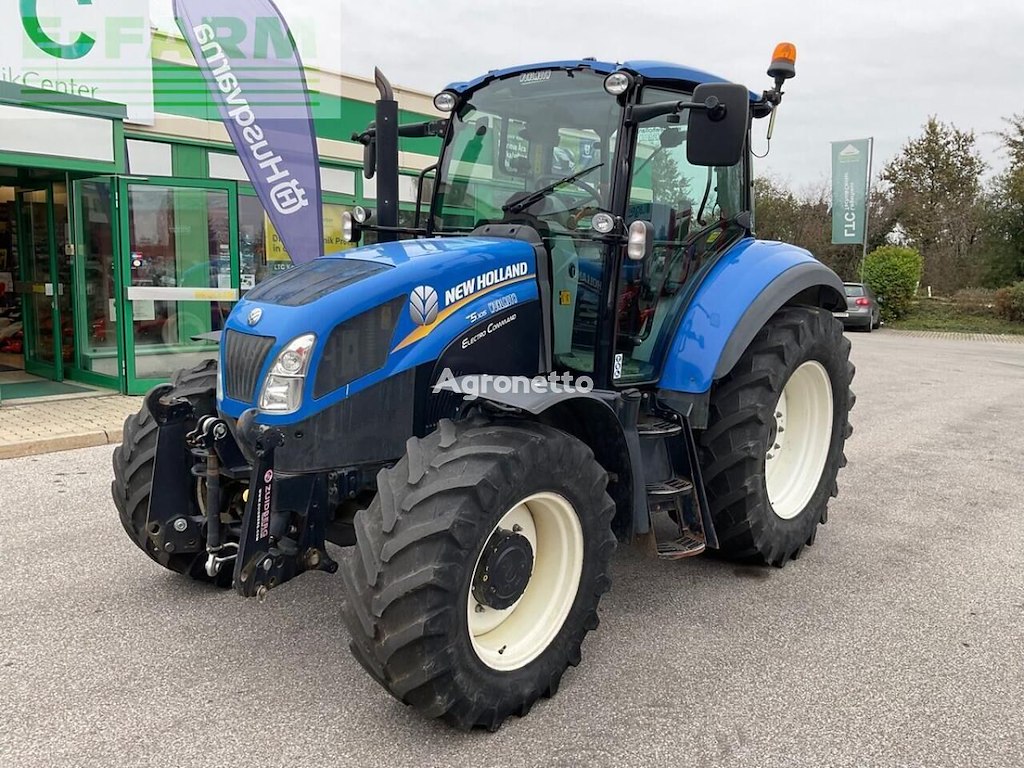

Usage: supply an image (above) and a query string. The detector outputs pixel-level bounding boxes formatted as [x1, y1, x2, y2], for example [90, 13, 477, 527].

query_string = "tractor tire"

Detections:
[700, 306, 854, 566]
[111, 358, 229, 586]
[339, 418, 616, 730]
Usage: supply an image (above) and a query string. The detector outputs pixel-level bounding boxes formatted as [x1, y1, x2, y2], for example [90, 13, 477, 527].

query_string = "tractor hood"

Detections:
[218, 235, 541, 421]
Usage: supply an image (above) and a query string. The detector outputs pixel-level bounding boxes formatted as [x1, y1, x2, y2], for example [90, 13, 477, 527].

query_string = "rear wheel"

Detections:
[111, 358, 230, 585]
[339, 419, 615, 730]
[700, 307, 854, 566]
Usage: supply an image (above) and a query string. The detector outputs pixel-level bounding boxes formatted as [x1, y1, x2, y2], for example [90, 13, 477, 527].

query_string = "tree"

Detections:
[752, 176, 800, 243]
[650, 152, 692, 213]
[880, 117, 986, 293]
[998, 113, 1024, 167]
[981, 114, 1024, 286]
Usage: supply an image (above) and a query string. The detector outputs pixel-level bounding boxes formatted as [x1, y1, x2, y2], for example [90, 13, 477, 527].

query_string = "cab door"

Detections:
[612, 87, 747, 385]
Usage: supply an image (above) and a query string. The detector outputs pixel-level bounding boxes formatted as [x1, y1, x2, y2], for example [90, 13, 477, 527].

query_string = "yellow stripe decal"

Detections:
[392, 274, 534, 352]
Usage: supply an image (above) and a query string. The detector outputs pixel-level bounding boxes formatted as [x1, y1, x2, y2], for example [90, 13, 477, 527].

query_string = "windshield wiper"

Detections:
[502, 163, 604, 214]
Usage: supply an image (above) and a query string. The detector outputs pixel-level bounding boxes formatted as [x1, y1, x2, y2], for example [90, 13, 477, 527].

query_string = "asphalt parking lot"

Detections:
[1, 331, 1022, 768]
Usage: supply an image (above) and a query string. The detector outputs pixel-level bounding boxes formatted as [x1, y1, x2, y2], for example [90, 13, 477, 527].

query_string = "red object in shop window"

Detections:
[91, 316, 107, 343]
[0, 337, 22, 354]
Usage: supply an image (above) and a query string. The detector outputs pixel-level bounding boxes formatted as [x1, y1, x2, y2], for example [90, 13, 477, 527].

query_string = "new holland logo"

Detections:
[247, 307, 263, 326]
[409, 286, 439, 326]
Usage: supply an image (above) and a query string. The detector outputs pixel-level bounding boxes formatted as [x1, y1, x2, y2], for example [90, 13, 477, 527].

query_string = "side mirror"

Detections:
[363, 136, 377, 179]
[686, 83, 750, 167]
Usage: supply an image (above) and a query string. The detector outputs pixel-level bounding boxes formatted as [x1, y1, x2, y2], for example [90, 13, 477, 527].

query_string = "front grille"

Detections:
[224, 329, 275, 403]
[244, 258, 388, 306]
[314, 297, 405, 398]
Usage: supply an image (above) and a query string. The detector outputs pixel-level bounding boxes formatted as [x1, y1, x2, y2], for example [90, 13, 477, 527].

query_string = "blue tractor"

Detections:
[112, 45, 854, 730]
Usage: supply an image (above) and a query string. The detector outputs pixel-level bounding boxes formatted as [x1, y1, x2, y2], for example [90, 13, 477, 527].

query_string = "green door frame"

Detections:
[117, 175, 238, 395]
[16, 183, 64, 381]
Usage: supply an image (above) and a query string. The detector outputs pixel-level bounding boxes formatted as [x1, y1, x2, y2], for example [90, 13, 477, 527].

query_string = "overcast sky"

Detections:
[152, 0, 1024, 188]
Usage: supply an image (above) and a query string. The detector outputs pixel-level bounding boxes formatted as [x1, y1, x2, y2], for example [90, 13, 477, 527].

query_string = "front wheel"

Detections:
[700, 307, 855, 566]
[339, 419, 616, 730]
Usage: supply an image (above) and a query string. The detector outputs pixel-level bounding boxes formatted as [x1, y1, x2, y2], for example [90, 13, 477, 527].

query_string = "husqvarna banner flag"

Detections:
[174, 0, 323, 264]
[831, 138, 872, 244]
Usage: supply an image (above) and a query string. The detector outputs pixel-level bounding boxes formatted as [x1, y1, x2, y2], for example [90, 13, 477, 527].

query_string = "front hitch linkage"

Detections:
[187, 415, 241, 578]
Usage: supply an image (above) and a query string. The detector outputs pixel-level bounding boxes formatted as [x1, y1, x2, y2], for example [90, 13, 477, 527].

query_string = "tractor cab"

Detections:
[352, 59, 758, 390]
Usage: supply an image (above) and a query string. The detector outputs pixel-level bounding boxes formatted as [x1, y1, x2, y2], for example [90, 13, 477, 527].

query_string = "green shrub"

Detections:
[995, 281, 1024, 322]
[862, 246, 923, 321]
[952, 288, 1000, 316]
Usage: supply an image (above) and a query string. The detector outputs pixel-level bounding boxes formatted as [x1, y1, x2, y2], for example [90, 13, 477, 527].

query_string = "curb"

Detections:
[0, 425, 125, 461]
[884, 329, 1024, 344]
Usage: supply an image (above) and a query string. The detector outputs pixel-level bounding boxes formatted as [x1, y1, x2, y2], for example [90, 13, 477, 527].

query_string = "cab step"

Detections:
[646, 476, 693, 498]
[637, 418, 683, 438]
[642, 475, 706, 560]
[656, 531, 706, 560]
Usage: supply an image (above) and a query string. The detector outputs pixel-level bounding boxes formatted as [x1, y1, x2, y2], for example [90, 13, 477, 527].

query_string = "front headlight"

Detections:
[259, 334, 316, 413]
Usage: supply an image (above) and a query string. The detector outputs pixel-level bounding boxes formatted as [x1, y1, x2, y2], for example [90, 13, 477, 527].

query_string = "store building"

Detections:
[0, 31, 440, 398]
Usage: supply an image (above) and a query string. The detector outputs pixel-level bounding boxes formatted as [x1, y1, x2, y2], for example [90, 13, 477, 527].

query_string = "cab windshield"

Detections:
[433, 69, 620, 233]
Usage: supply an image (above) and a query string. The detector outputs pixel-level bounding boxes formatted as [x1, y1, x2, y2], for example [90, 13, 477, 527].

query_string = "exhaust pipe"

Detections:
[373, 68, 399, 241]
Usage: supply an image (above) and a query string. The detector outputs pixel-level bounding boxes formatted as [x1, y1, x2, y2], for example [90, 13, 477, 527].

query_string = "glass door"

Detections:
[71, 176, 123, 387]
[16, 185, 64, 380]
[117, 177, 238, 395]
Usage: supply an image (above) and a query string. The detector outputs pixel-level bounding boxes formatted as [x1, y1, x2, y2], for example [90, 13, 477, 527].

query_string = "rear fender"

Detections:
[659, 239, 845, 400]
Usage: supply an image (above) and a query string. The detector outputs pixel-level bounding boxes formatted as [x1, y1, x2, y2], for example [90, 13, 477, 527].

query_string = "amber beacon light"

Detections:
[768, 42, 797, 81]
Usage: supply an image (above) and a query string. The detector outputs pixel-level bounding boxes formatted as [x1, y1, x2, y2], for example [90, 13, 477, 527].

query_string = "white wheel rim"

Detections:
[765, 361, 834, 520]
[467, 492, 583, 671]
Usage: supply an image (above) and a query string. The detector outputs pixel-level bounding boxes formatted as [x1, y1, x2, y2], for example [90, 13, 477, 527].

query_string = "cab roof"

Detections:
[445, 59, 761, 101]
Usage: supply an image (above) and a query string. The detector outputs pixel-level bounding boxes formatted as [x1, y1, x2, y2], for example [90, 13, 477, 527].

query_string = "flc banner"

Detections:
[173, 0, 324, 264]
[831, 138, 872, 245]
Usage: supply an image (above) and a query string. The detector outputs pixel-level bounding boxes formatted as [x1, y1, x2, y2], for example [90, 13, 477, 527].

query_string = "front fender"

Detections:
[463, 384, 644, 538]
[659, 239, 845, 395]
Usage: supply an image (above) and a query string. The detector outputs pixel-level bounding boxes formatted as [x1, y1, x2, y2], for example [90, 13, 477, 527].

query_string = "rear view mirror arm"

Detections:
[352, 119, 448, 180]
[352, 119, 447, 144]
[626, 97, 722, 126]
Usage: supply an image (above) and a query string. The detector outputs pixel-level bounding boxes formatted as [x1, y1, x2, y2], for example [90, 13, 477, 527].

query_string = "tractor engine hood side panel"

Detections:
[216, 236, 541, 470]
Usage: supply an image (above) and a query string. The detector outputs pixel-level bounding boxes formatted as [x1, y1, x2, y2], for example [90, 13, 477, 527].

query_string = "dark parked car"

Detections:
[836, 282, 881, 332]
